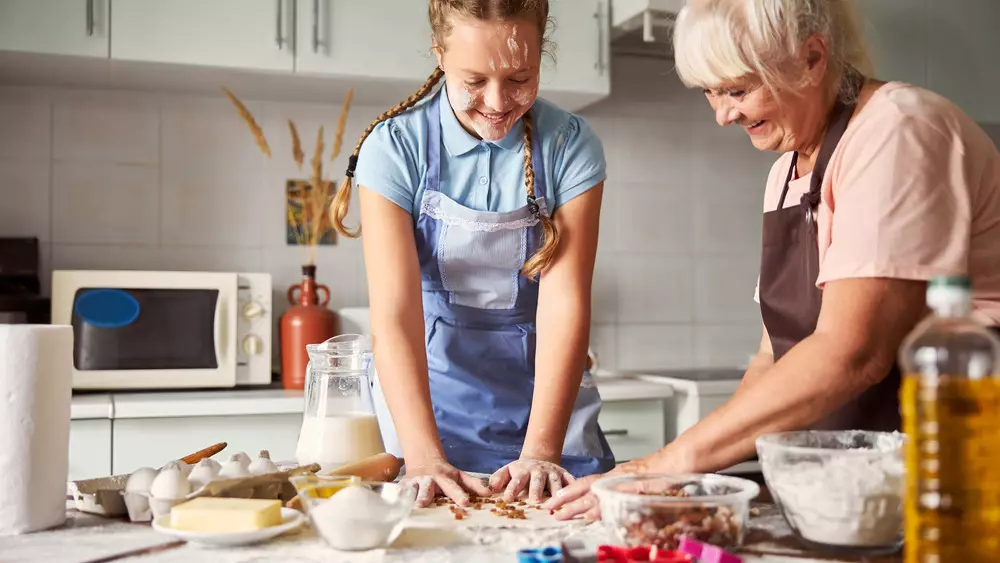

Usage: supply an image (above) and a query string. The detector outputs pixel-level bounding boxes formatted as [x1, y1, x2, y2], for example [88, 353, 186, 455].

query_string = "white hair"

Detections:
[672, 0, 872, 102]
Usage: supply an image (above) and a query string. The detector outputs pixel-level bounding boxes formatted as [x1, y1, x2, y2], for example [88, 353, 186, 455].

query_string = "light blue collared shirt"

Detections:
[353, 85, 607, 216]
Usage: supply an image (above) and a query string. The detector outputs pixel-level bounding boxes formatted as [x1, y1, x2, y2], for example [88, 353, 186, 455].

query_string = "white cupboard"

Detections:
[68, 419, 113, 481]
[543, 0, 610, 97]
[110, 0, 296, 72]
[294, 0, 436, 81]
[0, 0, 109, 58]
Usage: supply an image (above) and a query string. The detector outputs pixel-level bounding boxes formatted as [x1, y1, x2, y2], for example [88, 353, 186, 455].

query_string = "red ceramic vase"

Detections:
[280, 264, 337, 390]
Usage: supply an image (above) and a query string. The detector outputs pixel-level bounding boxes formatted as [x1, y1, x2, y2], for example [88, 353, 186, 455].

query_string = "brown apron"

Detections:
[757, 91, 902, 432]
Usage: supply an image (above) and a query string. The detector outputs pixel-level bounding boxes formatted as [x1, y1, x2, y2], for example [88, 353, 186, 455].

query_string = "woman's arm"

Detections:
[523, 182, 604, 461]
[358, 186, 489, 505]
[645, 277, 927, 473]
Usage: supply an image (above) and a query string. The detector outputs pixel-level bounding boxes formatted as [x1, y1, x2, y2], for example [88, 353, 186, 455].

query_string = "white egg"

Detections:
[149, 467, 192, 500]
[187, 459, 221, 489]
[248, 450, 279, 475]
[125, 467, 158, 494]
[232, 452, 252, 468]
[218, 454, 251, 479]
[173, 460, 193, 478]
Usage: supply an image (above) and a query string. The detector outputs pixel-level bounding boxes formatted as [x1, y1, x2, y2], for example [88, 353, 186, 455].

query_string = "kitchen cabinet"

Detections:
[68, 419, 112, 482]
[111, 414, 302, 474]
[0, 0, 109, 58]
[926, 0, 1000, 123]
[294, 0, 436, 81]
[110, 0, 295, 72]
[542, 0, 611, 97]
[598, 400, 666, 463]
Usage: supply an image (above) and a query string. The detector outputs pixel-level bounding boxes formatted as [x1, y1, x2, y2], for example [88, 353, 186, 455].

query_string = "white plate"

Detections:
[152, 507, 304, 547]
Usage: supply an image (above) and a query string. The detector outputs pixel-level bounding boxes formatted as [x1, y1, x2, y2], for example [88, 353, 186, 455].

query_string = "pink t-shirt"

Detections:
[754, 82, 1000, 324]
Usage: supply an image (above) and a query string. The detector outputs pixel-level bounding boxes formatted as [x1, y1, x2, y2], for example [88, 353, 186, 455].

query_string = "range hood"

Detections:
[610, 0, 684, 58]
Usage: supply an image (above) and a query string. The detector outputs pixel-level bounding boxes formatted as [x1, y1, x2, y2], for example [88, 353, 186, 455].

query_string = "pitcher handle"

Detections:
[287, 284, 301, 304]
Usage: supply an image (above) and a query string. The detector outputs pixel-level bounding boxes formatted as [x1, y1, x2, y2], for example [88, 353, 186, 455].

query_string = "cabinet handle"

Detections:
[604, 429, 629, 437]
[312, 0, 320, 53]
[86, 0, 94, 37]
[594, 2, 605, 75]
[275, 0, 285, 49]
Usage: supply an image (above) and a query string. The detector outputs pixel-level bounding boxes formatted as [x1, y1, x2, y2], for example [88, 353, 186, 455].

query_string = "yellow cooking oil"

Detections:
[899, 276, 1000, 563]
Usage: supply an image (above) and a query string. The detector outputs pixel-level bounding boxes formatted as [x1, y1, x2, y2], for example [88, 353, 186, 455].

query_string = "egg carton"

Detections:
[69, 449, 320, 523]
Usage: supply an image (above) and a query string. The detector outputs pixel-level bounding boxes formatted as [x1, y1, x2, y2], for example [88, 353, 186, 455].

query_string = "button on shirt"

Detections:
[353, 85, 607, 216]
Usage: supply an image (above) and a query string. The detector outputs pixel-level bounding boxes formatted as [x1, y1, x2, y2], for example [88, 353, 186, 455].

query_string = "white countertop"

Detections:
[70, 375, 678, 420]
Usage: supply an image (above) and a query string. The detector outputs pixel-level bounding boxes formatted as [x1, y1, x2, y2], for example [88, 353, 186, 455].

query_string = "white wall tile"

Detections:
[161, 96, 268, 169]
[158, 246, 264, 272]
[0, 159, 50, 240]
[695, 324, 761, 369]
[689, 121, 777, 202]
[606, 117, 693, 187]
[616, 186, 693, 254]
[617, 324, 695, 370]
[694, 255, 762, 323]
[53, 92, 158, 164]
[617, 254, 694, 324]
[0, 89, 50, 160]
[591, 253, 618, 324]
[693, 198, 763, 254]
[52, 163, 158, 245]
[263, 245, 366, 315]
[51, 244, 163, 271]
[589, 324, 617, 373]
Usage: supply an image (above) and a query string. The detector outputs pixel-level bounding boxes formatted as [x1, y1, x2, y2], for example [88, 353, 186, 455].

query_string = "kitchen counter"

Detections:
[70, 375, 678, 420]
[0, 502, 901, 563]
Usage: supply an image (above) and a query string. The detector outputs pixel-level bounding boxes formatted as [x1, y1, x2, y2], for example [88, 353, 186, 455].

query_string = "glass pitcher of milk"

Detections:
[294, 334, 386, 470]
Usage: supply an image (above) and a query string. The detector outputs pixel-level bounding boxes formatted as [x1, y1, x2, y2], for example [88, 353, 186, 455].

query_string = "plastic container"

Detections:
[755, 430, 905, 556]
[299, 481, 416, 551]
[592, 474, 759, 551]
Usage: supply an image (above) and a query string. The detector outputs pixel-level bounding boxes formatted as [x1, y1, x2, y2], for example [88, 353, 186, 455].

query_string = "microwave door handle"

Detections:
[213, 294, 225, 369]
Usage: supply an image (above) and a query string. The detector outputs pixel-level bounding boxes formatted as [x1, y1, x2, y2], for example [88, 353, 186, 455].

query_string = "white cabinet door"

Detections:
[542, 0, 610, 96]
[857, 0, 927, 87]
[69, 419, 113, 481]
[110, 0, 295, 72]
[111, 414, 302, 474]
[926, 0, 1000, 123]
[294, 0, 436, 81]
[598, 400, 666, 463]
[0, 0, 109, 57]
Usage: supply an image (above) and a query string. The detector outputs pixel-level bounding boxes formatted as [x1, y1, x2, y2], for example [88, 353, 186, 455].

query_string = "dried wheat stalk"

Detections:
[288, 120, 304, 171]
[331, 88, 354, 162]
[221, 88, 271, 159]
[308, 125, 326, 264]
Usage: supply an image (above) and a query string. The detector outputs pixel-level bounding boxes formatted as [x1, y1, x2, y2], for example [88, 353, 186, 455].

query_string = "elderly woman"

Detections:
[546, 0, 1000, 520]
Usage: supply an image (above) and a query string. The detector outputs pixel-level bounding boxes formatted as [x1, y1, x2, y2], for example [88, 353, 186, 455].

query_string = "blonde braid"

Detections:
[331, 67, 446, 237]
[520, 111, 560, 281]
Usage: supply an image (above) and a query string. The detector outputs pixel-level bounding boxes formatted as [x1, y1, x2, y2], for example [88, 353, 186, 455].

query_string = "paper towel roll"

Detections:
[0, 324, 73, 536]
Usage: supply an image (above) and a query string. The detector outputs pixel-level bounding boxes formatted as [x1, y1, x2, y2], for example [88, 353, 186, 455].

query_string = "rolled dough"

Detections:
[405, 499, 586, 530]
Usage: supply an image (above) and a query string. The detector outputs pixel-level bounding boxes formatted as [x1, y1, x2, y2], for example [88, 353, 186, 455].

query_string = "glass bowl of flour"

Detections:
[756, 430, 905, 556]
[299, 481, 417, 551]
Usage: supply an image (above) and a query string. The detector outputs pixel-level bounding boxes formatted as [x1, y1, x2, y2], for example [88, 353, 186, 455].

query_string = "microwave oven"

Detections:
[51, 270, 272, 390]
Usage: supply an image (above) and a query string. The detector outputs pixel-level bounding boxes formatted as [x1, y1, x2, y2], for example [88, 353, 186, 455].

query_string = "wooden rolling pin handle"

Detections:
[180, 442, 227, 464]
[326, 453, 404, 482]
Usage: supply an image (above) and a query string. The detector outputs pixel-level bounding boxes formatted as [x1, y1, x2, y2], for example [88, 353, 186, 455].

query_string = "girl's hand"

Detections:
[542, 458, 651, 521]
[403, 458, 492, 508]
[489, 457, 575, 503]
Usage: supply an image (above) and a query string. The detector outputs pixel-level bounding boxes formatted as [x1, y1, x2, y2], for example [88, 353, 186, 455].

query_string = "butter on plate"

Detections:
[169, 497, 282, 532]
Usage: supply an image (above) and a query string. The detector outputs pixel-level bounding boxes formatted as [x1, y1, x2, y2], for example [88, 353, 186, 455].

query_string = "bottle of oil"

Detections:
[899, 275, 1000, 562]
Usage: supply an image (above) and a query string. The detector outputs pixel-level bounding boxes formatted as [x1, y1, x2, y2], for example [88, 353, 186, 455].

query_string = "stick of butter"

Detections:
[169, 497, 282, 532]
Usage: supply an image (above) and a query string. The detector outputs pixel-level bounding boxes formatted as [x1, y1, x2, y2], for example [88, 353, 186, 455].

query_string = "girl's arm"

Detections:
[525, 182, 604, 461]
[358, 186, 490, 506]
[490, 182, 605, 502]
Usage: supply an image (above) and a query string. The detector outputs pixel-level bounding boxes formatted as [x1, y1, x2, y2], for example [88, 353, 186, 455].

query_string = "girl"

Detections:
[331, 0, 615, 506]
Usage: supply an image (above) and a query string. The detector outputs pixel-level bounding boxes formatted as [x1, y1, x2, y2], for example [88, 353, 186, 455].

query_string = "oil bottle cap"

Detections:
[928, 275, 971, 289]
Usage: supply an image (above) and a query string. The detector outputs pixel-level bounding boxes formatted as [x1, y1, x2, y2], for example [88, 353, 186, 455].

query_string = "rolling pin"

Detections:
[324, 453, 404, 482]
[180, 442, 227, 464]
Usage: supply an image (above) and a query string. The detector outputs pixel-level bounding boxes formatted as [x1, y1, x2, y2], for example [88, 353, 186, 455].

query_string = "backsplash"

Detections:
[0, 56, 785, 372]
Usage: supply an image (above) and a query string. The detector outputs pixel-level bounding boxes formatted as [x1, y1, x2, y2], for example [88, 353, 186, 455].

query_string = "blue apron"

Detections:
[371, 90, 615, 477]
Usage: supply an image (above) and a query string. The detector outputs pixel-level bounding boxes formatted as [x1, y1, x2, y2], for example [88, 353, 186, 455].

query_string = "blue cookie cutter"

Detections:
[518, 546, 564, 562]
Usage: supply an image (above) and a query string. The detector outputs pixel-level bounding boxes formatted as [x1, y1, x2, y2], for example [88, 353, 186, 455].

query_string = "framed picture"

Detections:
[285, 179, 337, 246]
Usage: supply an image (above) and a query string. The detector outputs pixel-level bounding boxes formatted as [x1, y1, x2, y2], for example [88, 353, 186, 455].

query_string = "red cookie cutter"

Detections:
[596, 545, 694, 563]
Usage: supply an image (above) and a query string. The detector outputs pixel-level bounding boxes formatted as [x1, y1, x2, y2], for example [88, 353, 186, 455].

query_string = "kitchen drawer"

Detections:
[598, 400, 666, 463]
[68, 419, 112, 481]
[111, 414, 302, 474]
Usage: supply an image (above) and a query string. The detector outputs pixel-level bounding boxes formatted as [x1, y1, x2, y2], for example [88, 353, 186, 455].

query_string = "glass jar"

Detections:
[294, 334, 385, 471]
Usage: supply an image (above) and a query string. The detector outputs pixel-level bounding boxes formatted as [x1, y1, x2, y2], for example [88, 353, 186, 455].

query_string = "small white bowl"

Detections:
[151, 507, 304, 548]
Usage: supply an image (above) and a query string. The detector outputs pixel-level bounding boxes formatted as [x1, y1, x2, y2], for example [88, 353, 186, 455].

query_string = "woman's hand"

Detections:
[542, 458, 652, 521]
[489, 457, 575, 503]
[404, 457, 492, 508]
